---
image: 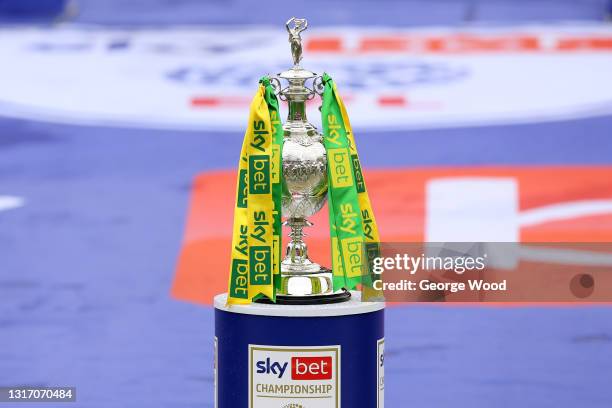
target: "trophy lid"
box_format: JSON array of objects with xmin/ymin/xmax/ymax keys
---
[{"xmin": 278, "ymin": 68, "xmax": 317, "ymax": 80}]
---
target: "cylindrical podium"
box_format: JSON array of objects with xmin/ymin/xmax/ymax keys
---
[{"xmin": 214, "ymin": 293, "xmax": 385, "ymax": 407}]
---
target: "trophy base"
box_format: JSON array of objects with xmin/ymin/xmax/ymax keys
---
[
  {"xmin": 255, "ymin": 266, "xmax": 352, "ymax": 305},
  {"xmin": 281, "ymin": 267, "xmax": 337, "ymax": 296},
  {"xmin": 258, "ymin": 288, "xmax": 351, "ymax": 305}
]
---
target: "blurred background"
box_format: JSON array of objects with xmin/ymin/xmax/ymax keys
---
[{"xmin": 2, "ymin": 0, "xmax": 612, "ymax": 407}]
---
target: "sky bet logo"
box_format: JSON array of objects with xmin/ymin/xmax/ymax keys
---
[{"xmin": 256, "ymin": 356, "xmax": 333, "ymax": 380}]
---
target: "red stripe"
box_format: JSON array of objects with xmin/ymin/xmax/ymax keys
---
[
  {"xmin": 378, "ymin": 95, "xmax": 407, "ymax": 107},
  {"xmin": 191, "ymin": 96, "xmax": 252, "ymax": 107}
]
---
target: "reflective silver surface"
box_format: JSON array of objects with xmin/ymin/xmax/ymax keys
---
[
  {"xmin": 286, "ymin": 17, "xmax": 307, "ymax": 68},
  {"xmin": 274, "ymin": 17, "xmax": 336, "ymax": 297},
  {"xmin": 281, "ymin": 129, "xmax": 327, "ymax": 219}
]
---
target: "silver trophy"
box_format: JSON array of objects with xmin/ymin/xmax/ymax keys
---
[{"xmin": 269, "ymin": 17, "xmax": 348, "ymax": 302}]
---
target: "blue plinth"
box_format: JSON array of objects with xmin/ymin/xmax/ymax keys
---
[{"xmin": 214, "ymin": 293, "xmax": 385, "ymax": 408}]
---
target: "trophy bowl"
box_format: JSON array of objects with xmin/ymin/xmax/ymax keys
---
[{"xmin": 281, "ymin": 132, "xmax": 327, "ymax": 220}]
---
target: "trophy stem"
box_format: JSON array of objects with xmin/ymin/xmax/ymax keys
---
[
  {"xmin": 287, "ymin": 217, "xmax": 308, "ymax": 244},
  {"xmin": 278, "ymin": 217, "xmax": 345, "ymax": 301},
  {"xmin": 282, "ymin": 218, "xmax": 320, "ymax": 274}
]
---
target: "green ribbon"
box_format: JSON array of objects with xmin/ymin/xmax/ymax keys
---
[
  {"xmin": 260, "ymin": 77, "xmax": 285, "ymax": 295},
  {"xmin": 321, "ymin": 73, "xmax": 366, "ymax": 291}
]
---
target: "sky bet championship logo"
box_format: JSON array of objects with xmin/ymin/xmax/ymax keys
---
[{"xmin": 249, "ymin": 345, "xmax": 340, "ymax": 408}]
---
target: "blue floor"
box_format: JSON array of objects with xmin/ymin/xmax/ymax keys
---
[{"xmin": 1, "ymin": 1, "xmax": 612, "ymax": 407}]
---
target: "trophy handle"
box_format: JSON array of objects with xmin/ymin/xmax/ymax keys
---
[
  {"xmin": 269, "ymin": 76, "xmax": 287, "ymax": 101},
  {"xmin": 312, "ymin": 75, "xmax": 325, "ymax": 96}
]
